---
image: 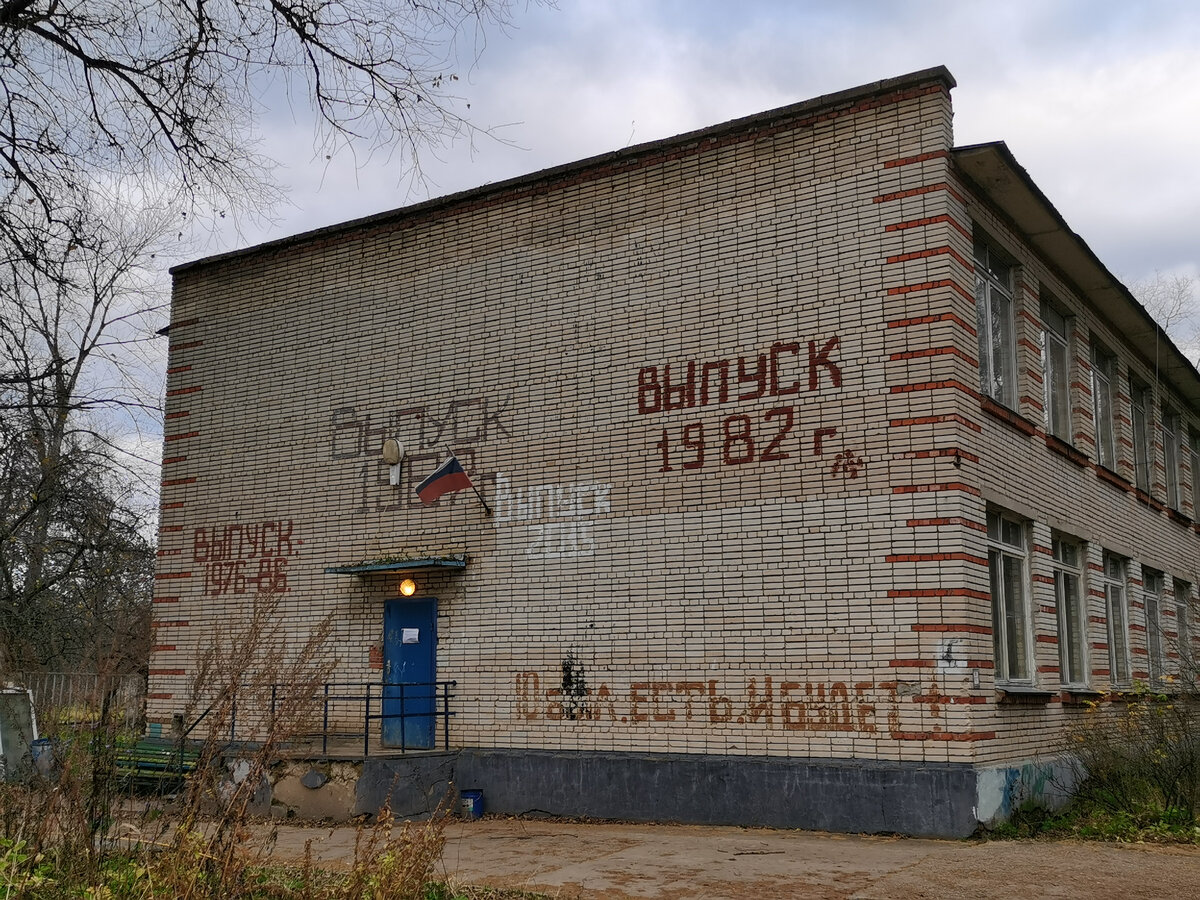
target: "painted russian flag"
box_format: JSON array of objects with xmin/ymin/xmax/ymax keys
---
[{"xmin": 416, "ymin": 455, "xmax": 474, "ymax": 505}]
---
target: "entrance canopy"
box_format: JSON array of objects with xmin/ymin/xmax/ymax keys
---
[{"xmin": 324, "ymin": 554, "xmax": 467, "ymax": 576}]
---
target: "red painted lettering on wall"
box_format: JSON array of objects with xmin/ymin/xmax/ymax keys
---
[
  {"xmin": 193, "ymin": 520, "xmax": 297, "ymax": 596},
  {"xmin": 636, "ymin": 336, "xmax": 841, "ymax": 415},
  {"xmin": 514, "ymin": 672, "xmax": 903, "ymax": 736}
]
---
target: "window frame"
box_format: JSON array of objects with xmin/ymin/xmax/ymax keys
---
[
  {"xmin": 1144, "ymin": 569, "xmax": 1166, "ymax": 685},
  {"xmin": 1174, "ymin": 580, "xmax": 1192, "ymax": 674},
  {"xmin": 1051, "ymin": 535, "xmax": 1088, "ymax": 688},
  {"xmin": 1190, "ymin": 430, "xmax": 1200, "ymax": 520},
  {"xmin": 1090, "ymin": 343, "xmax": 1117, "ymax": 471},
  {"xmin": 1130, "ymin": 377, "xmax": 1152, "ymax": 493},
  {"xmin": 988, "ymin": 510, "xmax": 1033, "ymax": 685},
  {"xmin": 1040, "ymin": 301, "xmax": 1073, "ymax": 442},
  {"xmin": 1104, "ymin": 553, "xmax": 1132, "ymax": 688},
  {"xmin": 974, "ymin": 241, "xmax": 1019, "ymax": 409},
  {"xmin": 1161, "ymin": 406, "xmax": 1182, "ymax": 510}
]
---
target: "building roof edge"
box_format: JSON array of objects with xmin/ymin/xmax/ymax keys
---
[
  {"xmin": 170, "ymin": 66, "xmax": 955, "ymax": 277},
  {"xmin": 951, "ymin": 141, "xmax": 1200, "ymax": 409}
]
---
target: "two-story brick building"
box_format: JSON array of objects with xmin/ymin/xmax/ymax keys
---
[{"xmin": 150, "ymin": 66, "xmax": 1200, "ymax": 836}]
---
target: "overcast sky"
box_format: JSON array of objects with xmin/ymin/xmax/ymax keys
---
[
  {"xmin": 226, "ymin": 0, "xmax": 1199, "ymax": 287},
  {"xmin": 119, "ymin": 1, "xmax": 1199, "ymax": 517}
]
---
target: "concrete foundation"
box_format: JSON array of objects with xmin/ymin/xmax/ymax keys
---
[
  {"xmin": 263, "ymin": 749, "xmax": 1087, "ymax": 837},
  {"xmin": 343, "ymin": 749, "xmax": 978, "ymax": 838}
]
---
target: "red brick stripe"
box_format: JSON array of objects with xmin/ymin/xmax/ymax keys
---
[
  {"xmin": 890, "ymin": 379, "xmax": 980, "ymax": 399},
  {"xmin": 891, "ymin": 483, "xmax": 982, "ymax": 497},
  {"xmin": 166, "ymin": 365, "xmax": 192, "ymax": 375},
  {"xmin": 886, "ymin": 552, "xmax": 988, "ymax": 565},
  {"xmin": 905, "ymin": 516, "xmax": 987, "ymax": 532},
  {"xmin": 166, "ymin": 386, "xmax": 202, "ymax": 397},
  {"xmin": 912, "ymin": 623, "xmax": 992, "ymax": 634},
  {"xmin": 886, "ymin": 278, "xmax": 975, "ymax": 303},
  {"xmin": 890, "ymin": 588, "xmax": 990, "ymax": 600},
  {"xmin": 887, "ymin": 311, "xmax": 977, "ymax": 336},
  {"xmin": 162, "ymin": 476, "xmax": 196, "ymax": 487},
  {"xmin": 892, "ymin": 731, "xmax": 996, "ymax": 742},
  {"xmin": 889, "ymin": 346, "xmax": 978, "ymax": 366},
  {"xmin": 883, "ymin": 150, "xmax": 950, "ymax": 168},
  {"xmin": 169, "ymin": 340, "xmax": 204, "ymax": 351},
  {"xmin": 913, "ymin": 694, "xmax": 989, "ymax": 705},
  {"xmin": 885, "ymin": 246, "xmax": 973, "ymax": 270},
  {"xmin": 980, "ymin": 398, "xmax": 1038, "ymax": 436},
  {"xmin": 165, "ymin": 431, "xmax": 199, "ymax": 442},
  {"xmin": 154, "ymin": 572, "xmax": 191, "ymax": 580},
  {"xmin": 873, "ymin": 182, "xmax": 966, "ymax": 204},
  {"xmin": 902, "ymin": 448, "xmax": 980, "ymax": 463},
  {"xmin": 1017, "ymin": 308, "xmax": 1042, "ymax": 327},
  {"xmin": 889, "ymin": 413, "xmax": 983, "ymax": 433},
  {"xmin": 885, "ymin": 213, "xmax": 972, "ymax": 240}
]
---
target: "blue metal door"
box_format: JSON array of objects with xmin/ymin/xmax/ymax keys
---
[{"xmin": 382, "ymin": 598, "xmax": 436, "ymax": 749}]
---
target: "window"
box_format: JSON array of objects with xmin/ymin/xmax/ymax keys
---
[
  {"xmin": 1145, "ymin": 569, "xmax": 1166, "ymax": 684},
  {"xmin": 1162, "ymin": 407, "xmax": 1181, "ymax": 509},
  {"xmin": 988, "ymin": 510, "xmax": 1031, "ymax": 683},
  {"xmin": 1090, "ymin": 344, "xmax": 1117, "ymax": 470},
  {"xmin": 1052, "ymin": 536, "xmax": 1087, "ymax": 686},
  {"xmin": 1191, "ymin": 431, "xmax": 1200, "ymax": 519},
  {"xmin": 1104, "ymin": 553, "xmax": 1131, "ymax": 686},
  {"xmin": 1041, "ymin": 302, "xmax": 1073, "ymax": 441},
  {"xmin": 1175, "ymin": 580, "xmax": 1192, "ymax": 672},
  {"xmin": 1130, "ymin": 378, "xmax": 1151, "ymax": 492},
  {"xmin": 974, "ymin": 241, "xmax": 1017, "ymax": 407}
]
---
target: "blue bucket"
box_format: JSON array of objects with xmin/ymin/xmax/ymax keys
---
[
  {"xmin": 459, "ymin": 789, "xmax": 484, "ymax": 819},
  {"xmin": 31, "ymin": 738, "xmax": 54, "ymax": 778}
]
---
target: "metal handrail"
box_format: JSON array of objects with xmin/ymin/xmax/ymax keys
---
[{"xmin": 266, "ymin": 680, "xmax": 457, "ymax": 756}]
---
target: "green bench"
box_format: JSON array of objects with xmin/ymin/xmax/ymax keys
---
[{"xmin": 112, "ymin": 737, "xmax": 202, "ymax": 787}]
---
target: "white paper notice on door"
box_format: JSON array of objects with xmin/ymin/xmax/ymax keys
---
[{"xmin": 402, "ymin": 628, "xmax": 419, "ymax": 644}]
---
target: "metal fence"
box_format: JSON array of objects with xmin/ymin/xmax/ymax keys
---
[
  {"xmin": 8, "ymin": 673, "xmax": 453, "ymax": 758},
  {"xmin": 12, "ymin": 672, "xmax": 145, "ymax": 726}
]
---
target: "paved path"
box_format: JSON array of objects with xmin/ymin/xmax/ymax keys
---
[{"xmin": 266, "ymin": 817, "xmax": 1200, "ymax": 899}]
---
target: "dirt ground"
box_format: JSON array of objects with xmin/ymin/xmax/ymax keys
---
[{"xmin": 264, "ymin": 817, "xmax": 1200, "ymax": 899}]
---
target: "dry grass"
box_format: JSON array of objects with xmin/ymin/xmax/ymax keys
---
[{"xmin": 1, "ymin": 591, "xmax": 545, "ymax": 898}]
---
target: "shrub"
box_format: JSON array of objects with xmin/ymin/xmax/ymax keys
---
[{"xmin": 1066, "ymin": 685, "xmax": 1200, "ymax": 830}]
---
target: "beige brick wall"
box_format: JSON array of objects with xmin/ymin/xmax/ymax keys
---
[
  {"xmin": 150, "ymin": 68, "xmax": 1199, "ymax": 771},
  {"xmin": 945, "ymin": 175, "xmax": 1200, "ymax": 765}
]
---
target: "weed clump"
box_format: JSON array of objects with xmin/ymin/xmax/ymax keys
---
[
  {"xmin": 992, "ymin": 685, "xmax": 1200, "ymax": 842},
  {"xmin": 1064, "ymin": 685, "xmax": 1200, "ymax": 840},
  {"xmin": 0, "ymin": 593, "xmax": 527, "ymax": 898}
]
